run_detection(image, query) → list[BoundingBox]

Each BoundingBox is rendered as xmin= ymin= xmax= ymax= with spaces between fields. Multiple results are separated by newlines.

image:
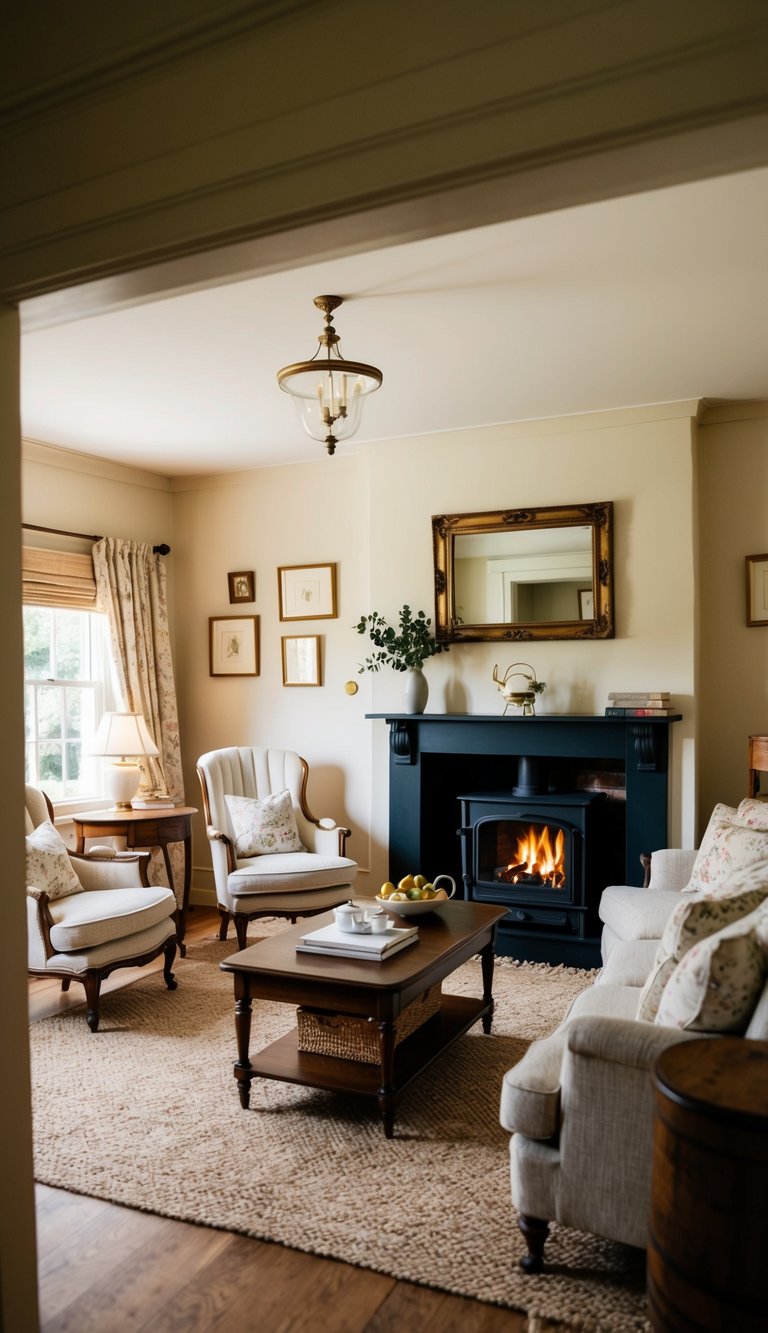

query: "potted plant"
xmin=354 ymin=605 xmax=448 ymax=713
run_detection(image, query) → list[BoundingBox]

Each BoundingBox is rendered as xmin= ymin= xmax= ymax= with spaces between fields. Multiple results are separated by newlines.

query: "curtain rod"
xmin=22 ymin=523 xmax=170 ymax=555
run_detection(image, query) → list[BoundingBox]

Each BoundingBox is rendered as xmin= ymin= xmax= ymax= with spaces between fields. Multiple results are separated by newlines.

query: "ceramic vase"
xmin=401 ymin=667 xmax=429 ymax=714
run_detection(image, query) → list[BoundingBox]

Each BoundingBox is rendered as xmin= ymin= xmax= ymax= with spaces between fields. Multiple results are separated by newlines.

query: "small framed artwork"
xmin=278 ymin=563 xmax=337 ymax=621
xmin=209 ymin=616 xmax=259 ymax=676
xmin=281 ymin=635 xmax=321 ymax=686
xmin=746 ymin=554 xmax=768 ymax=626
xmin=228 ymin=570 xmax=255 ymax=604
xmin=578 ymin=587 xmax=594 ymax=620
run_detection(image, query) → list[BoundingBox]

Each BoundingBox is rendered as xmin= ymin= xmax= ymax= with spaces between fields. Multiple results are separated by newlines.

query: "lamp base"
xmin=104 ymin=762 xmax=141 ymax=810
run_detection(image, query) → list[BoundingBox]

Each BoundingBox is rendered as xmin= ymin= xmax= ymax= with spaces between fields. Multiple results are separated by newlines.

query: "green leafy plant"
xmin=354 ymin=605 xmax=449 ymax=673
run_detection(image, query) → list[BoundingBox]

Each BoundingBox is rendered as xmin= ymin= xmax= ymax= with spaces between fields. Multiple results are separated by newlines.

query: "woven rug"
xmin=29 ymin=935 xmax=649 ymax=1332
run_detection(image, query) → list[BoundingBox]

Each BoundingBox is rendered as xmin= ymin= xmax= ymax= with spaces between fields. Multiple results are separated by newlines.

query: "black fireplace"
xmin=368 ymin=712 xmax=681 ymax=967
xmin=458 ymin=790 xmax=614 ymax=961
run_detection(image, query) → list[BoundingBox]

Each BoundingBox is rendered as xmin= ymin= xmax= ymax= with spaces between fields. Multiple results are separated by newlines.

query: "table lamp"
xmin=90 ymin=711 xmax=160 ymax=810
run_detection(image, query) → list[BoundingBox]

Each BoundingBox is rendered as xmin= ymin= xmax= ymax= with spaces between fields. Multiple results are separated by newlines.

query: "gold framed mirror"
xmin=432 ymin=501 xmax=614 ymax=641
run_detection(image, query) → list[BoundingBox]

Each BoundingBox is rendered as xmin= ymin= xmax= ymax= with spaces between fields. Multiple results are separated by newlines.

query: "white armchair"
xmin=196 ymin=746 xmax=357 ymax=948
xmin=25 ymin=785 xmax=178 ymax=1031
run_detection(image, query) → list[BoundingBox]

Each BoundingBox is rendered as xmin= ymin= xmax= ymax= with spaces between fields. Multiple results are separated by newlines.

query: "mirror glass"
xmin=432 ymin=503 xmax=614 ymax=642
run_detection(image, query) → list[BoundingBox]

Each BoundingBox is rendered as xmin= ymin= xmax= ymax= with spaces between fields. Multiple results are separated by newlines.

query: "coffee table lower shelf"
xmin=235 ymin=994 xmax=487 ymax=1134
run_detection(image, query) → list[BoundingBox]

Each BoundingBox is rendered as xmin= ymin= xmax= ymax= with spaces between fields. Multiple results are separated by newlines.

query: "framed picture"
xmin=746 ymin=554 xmax=768 ymax=626
xmin=278 ymin=563 xmax=337 ymax=621
xmin=578 ymin=587 xmax=594 ymax=619
xmin=228 ymin=570 xmax=255 ymax=604
xmin=281 ymin=635 xmax=321 ymax=686
xmin=209 ymin=616 xmax=259 ymax=676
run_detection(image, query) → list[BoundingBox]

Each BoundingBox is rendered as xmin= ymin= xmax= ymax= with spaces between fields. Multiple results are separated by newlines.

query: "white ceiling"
xmin=19 ymin=166 xmax=768 ymax=476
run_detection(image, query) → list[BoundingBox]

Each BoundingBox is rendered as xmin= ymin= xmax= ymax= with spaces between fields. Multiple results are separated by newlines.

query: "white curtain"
xmin=93 ymin=538 xmax=185 ymax=894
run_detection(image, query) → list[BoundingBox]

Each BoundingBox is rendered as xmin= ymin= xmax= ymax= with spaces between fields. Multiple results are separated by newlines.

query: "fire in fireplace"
xmin=494 ymin=824 xmax=565 ymax=888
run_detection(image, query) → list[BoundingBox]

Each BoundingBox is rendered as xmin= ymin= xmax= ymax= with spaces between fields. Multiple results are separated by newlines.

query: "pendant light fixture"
xmin=277 ymin=295 xmax=382 ymax=455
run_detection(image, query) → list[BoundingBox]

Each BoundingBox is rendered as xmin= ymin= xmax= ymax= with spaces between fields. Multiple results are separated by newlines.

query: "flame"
xmin=506 ymin=825 xmax=565 ymax=887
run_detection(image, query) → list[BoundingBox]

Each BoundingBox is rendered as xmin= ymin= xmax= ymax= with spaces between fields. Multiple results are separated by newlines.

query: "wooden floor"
xmin=30 ymin=907 xmax=547 ymax=1333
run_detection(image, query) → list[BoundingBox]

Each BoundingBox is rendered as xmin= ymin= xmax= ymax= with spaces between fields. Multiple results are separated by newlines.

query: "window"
xmin=24 ymin=606 xmax=114 ymax=803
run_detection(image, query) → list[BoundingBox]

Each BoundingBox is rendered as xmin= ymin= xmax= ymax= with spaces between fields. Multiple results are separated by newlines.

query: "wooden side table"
xmin=648 ymin=1038 xmax=768 ymax=1332
xmin=73 ymin=806 xmax=197 ymax=954
xmin=748 ymin=734 xmax=768 ymax=798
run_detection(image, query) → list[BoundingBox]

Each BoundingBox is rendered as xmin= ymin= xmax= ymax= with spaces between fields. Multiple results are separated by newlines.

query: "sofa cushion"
xmin=26 ymin=822 xmax=83 ymax=901
xmin=48 ymin=885 xmax=176 ymax=952
xmin=683 ymin=822 xmax=768 ymax=897
xmin=655 ymin=902 xmax=768 ymax=1032
xmin=225 ymin=790 xmax=306 ymax=856
xmin=597 ymin=937 xmax=658 ymax=988
xmin=229 ymin=852 xmax=357 ymax=897
xmin=598 ymin=887 xmax=681 ymax=943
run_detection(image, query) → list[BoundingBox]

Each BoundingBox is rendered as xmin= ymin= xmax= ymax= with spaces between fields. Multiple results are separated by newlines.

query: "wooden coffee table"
xmin=220 ymin=900 xmax=507 ymax=1137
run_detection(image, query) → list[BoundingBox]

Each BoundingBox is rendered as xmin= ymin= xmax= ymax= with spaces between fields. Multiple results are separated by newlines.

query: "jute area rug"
xmin=30 ymin=932 xmax=649 ymax=1332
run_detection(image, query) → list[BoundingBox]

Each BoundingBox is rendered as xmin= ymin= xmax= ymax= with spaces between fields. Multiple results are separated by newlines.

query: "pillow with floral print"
xmin=225 ymin=790 xmax=306 ymax=856
xmin=655 ymin=902 xmax=768 ymax=1032
xmin=683 ymin=822 xmax=768 ymax=897
xmin=734 ymin=798 xmax=768 ymax=831
xmin=636 ymin=883 xmax=768 ymax=1021
xmin=26 ymin=822 xmax=83 ymax=900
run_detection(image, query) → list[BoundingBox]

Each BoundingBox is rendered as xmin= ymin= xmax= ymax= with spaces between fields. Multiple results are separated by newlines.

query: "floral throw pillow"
xmin=26 ymin=822 xmax=83 ymax=900
xmin=734 ymin=798 xmax=768 ymax=831
xmin=635 ymin=884 xmax=768 ymax=1022
xmin=225 ymin=790 xmax=306 ymax=857
xmin=655 ymin=902 xmax=768 ymax=1032
xmin=684 ymin=822 xmax=768 ymax=897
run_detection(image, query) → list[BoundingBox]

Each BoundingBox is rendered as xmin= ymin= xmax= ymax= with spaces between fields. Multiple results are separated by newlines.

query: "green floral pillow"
xmin=684 ymin=822 xmax=768 ymax=897
xmin=225 ymin=790 xmax=306 ymax=857
xmin=26 ymin=822 xmax=83 ymax=900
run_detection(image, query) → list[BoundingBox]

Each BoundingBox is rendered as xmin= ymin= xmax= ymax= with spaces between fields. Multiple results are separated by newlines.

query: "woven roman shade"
xmin=22 ymin=546 xmax=97 ymax=609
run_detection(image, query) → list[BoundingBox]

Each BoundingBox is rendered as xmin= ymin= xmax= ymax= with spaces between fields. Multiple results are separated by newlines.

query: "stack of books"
xmin=605 ymin=692 xmax=675 ymax=717
xmin=296 ymin=921 xmax=418 ymax=961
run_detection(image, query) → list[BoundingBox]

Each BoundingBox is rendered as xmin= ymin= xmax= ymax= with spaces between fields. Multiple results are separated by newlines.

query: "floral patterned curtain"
xmin=93 ymin=538 xmax=184 ymax=896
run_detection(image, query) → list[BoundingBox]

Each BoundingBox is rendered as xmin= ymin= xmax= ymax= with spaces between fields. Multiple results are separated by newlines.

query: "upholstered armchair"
xmin=196 ymin=746 xmax=357 ymax=947
xmin=26 ymin=785 xmax=179 ymax=1031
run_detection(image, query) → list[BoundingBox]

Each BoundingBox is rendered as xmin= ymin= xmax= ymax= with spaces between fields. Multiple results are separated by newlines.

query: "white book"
xmin=296 ymin=933 xmax=418 ymax=962
xmin=298 ymin=921 xmax=418 ymax=958
xmin=131 ymin=798 xmax=177 ymax=808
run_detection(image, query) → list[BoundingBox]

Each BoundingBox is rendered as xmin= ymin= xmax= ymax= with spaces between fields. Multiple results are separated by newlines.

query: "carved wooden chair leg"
xmin=218 ymin=909 xmax=230 ymax=941
xmin=518 ymin=1214 xmax=550 ymax=1273
xmin=82 ymin=972 xmax=102 ymax=1033
xmin=163 ymin=939 xmax=178 ymax=990
xmin=234 ymin=915 xmax=249 ymax=950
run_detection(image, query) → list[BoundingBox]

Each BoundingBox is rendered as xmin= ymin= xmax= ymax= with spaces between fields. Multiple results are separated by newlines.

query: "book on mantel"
xmin=296 ymin=921 xmax=418 ymax=962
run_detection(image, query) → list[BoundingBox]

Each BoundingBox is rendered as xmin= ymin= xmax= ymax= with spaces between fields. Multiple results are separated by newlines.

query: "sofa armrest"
xmin=643 ymin=848 xmax=697 ymax=891
xmin=564 ymin=1014 xmax=702 ymax=1072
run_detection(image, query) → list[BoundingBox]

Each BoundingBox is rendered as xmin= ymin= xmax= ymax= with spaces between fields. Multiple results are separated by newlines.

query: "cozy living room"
xmin=4 ymin=6 xmax=768 ymax=1332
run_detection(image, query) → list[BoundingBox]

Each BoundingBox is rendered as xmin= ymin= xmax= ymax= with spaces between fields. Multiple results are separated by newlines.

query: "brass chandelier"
xmin=277 ymin=295 xmax=382 ymax=455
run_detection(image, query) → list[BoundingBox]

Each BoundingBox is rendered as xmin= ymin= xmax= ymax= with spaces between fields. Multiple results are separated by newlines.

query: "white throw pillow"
xmin=655 ymin=902 xmax=768 ymax=1032
xmin=26 ymin=822 xmax=83 ymax=900
xmin=734 ymin=798 xmax=768 ymax=831
xmin=225 ymin=791 xmax=306 ymax=857
xmin=683 ymin=822 xmax=768 ymax=897
xmin=635 ymin=884 xmax=768 ymax=1022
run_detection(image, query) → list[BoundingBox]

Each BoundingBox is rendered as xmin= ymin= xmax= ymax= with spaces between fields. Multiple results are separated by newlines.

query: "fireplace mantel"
xmin=367 ymin=712 xmax=682 ymax=963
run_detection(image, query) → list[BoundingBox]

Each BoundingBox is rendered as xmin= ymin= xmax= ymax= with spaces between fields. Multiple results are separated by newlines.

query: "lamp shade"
xmin=90 ymin=712 xmax=160 ymax=759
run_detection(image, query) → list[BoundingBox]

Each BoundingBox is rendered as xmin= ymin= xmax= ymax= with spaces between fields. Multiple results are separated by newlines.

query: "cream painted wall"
xmin=698 ymin=406 xmax=768 ymax=818
xmin=362 ymin=407 xmax=699 ymax=869
xmin=171 ymin=454 xmax=377 ymax=898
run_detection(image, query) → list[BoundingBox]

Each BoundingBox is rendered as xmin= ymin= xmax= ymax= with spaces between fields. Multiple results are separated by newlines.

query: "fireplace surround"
xmin=368 ymin=712 xmax=681 ymax=965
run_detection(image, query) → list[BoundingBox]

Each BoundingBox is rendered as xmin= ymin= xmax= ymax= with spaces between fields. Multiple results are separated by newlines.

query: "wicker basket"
xmin=296 ymin=984 xmax=441 ymax=1064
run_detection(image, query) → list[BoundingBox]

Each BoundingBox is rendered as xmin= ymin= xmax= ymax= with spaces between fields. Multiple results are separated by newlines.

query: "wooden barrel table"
xmin=648 ymin=1038 xmax=768 ymax=1331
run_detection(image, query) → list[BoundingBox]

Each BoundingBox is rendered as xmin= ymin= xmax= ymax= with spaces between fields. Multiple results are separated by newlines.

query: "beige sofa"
xmin=499 ymin=806 xmax=768 ymax=1273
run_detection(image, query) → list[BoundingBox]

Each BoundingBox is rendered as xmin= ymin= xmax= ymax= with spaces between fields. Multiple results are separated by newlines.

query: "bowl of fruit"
xmin=375 ymin=873 xmax=456 ymax=916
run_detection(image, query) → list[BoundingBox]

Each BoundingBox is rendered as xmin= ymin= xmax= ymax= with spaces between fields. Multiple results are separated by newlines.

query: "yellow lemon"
xmin=379 ymin=881 xmax=396 ymax=898
xmin=398 ymin=873 xmax=415 ymax=891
